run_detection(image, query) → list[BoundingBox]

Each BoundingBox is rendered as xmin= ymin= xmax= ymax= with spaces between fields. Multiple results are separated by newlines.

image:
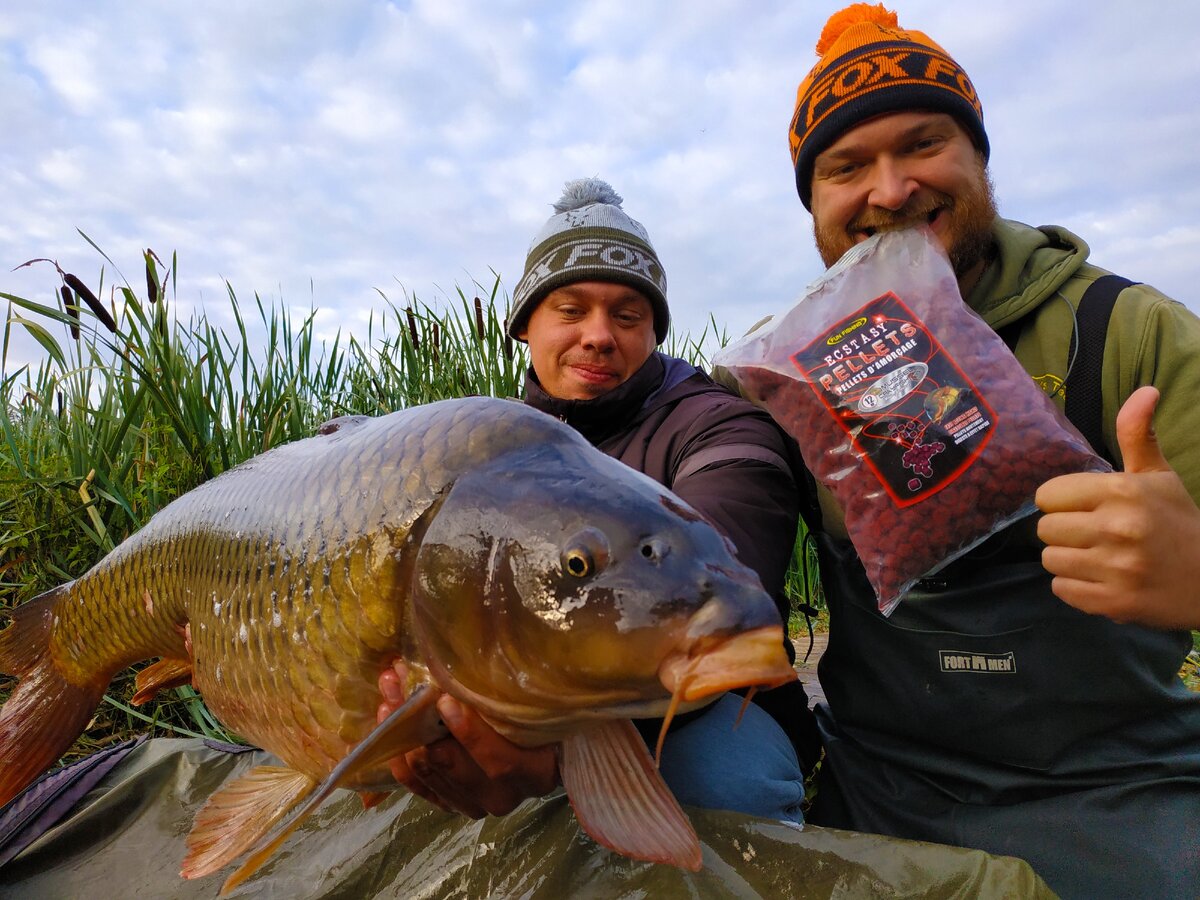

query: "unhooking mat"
xmin=0 ymin=737 xmax=1056 ymax=899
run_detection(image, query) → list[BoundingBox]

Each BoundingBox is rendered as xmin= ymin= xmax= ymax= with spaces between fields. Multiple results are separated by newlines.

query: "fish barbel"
xmin=0 ymin=397 xmax=796 ymax=892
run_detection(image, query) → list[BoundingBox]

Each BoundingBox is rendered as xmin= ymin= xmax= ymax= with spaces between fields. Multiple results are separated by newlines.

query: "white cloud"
xmin=24 ymin=33 xmax=106 ymax=114
xmin=0 ymin=0 xmax=1197 ymax=378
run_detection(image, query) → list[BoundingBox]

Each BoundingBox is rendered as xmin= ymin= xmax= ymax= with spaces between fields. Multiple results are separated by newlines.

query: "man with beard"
xmin=376 ymin=178 xmax=817 ymax=831
xmin=786 ymin=4 xmax=1200 ymax=898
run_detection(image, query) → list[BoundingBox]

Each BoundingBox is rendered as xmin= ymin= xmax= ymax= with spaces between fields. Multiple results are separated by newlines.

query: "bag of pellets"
xmin=713 ymin=226 xmax=1110 ymax=614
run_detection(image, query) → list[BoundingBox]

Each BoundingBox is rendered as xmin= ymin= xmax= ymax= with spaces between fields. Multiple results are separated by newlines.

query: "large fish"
xmin=0 ymin=397 xmax=796 ymax=893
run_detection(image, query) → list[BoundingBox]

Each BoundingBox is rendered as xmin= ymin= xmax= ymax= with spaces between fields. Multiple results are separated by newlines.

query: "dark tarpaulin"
xmin=0 ymin=738 xmax=1056 ymax=899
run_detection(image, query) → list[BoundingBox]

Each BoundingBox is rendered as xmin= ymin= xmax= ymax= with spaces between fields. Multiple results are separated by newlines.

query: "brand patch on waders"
xmin=938 ymin=650 xmax=1016 ymax=673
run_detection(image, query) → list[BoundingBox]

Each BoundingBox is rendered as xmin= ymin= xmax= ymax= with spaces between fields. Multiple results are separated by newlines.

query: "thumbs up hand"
xmin=1036 ymin=386 xmax=1200 ymax=630
xmin=1112 ymin=384 xmax=1173 ymax=475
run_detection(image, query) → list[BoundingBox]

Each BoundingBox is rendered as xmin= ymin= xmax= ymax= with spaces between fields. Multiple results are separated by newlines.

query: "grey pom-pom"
xmin=553 ymin=177 xmax=623 ymax=214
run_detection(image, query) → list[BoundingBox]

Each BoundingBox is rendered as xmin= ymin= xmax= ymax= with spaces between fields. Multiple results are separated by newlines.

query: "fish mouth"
xmin=657 ymin=625 xmax=797 ymax=702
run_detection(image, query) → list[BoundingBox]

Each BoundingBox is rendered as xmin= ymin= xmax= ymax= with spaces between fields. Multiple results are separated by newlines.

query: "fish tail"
xmin=0 ymin=585 xmax=109 ymax=808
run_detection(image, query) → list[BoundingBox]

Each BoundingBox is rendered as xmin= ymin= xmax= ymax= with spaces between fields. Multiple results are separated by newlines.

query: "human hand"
xmin=377 ymin=660 xmax=560 ymax=818
xmin=1036 ymin=386 xmax=1200 ymax=630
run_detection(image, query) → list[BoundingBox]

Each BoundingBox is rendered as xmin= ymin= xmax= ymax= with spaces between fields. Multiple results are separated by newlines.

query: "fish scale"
xmin=181 ymin=425 xmax=420 ymax=775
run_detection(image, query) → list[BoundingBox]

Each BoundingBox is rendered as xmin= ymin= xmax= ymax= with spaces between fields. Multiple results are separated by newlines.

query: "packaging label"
xmin=790 ymin=291 xmax=997 ymax=507
xmin=939 ymin=650 xmax=1017 ymax=674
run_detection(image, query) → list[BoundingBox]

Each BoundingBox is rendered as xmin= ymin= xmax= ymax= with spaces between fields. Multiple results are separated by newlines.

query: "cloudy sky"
xmin=2 ymin=1 xmax=1198 ymax=371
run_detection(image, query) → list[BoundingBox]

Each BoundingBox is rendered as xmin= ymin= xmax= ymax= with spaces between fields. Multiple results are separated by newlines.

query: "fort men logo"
xmin=939 ymin=650 xmax=1016 ymax=674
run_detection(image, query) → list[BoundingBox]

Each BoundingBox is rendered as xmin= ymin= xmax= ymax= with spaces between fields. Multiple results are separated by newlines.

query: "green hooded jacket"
xmin=966 ymin=217 xmax=1200 ymax=501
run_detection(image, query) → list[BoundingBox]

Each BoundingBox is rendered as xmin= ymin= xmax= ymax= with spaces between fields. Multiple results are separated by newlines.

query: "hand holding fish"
xmin=377 ymin=660 xmax=559 ymax=817
xmin=1037 ymin=386 xmax=1200 ymax=629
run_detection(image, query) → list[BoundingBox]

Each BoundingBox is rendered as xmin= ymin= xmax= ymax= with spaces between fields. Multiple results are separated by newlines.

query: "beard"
xmin=813 ymin=161 xmax=998 ymax=279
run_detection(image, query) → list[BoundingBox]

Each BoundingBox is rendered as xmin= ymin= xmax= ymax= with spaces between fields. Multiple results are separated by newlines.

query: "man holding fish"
xmin=773 ymin=4 xmax=1200 ymax=898
xmin=377 ymin=177 xmax=821 ymax=826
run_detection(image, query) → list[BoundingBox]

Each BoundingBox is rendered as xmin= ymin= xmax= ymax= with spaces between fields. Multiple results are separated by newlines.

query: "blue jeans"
xmin=652 ymin=693 xmax=806 ymax=824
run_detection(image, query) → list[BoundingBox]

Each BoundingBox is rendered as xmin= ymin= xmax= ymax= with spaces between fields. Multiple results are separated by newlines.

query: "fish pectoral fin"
xmin=181 ymin=765 xmax=316 ymax=883
xmin=337 ymin=681 xmax=451 ymax=777
xmin=214 ymin=684 xmax=449 ymax=896
xmin=131 ymin=657 xmax=194 ymax=705
xmin=559 ymin=719 xmax=702 ymax=872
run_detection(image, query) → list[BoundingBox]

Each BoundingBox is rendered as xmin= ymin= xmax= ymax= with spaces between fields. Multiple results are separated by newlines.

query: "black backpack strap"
xmin=1063 ymin=275 xmax=1136 ymax=464
xmin=790 ymin=435 xmax=823 ymax=532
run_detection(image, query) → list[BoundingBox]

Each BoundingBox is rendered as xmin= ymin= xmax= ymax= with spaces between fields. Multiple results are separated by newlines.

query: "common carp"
xmin=0 ymin=397 xmax=796 ymax=893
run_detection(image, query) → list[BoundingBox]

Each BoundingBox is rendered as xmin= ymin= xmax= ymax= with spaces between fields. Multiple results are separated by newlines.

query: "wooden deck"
xmin=793 ymin=630 xmax=828 ymax=708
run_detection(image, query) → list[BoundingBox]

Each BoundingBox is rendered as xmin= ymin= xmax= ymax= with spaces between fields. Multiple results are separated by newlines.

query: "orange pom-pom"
xmin=816 ymin=3 xmax=899 ymax=56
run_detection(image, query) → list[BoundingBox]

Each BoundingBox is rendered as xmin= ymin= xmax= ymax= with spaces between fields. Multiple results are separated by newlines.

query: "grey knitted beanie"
xmin=507 ymin=177 xmax=669 ymax=343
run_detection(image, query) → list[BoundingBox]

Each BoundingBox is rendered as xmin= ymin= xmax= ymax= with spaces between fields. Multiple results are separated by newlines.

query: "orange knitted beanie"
xmin=789 ymin=4 xmax=987 ymax=209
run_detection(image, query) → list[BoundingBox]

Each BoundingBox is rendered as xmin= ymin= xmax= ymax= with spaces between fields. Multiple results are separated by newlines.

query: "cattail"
xmin=405 ymin=307 xmax=420 ymax=351
xmin=63 ymin=274 xmax=117 ymax=333
xmin=145 ymin=251 xmax=159 ymax=304
xmin=61 ymin=285 xmax=80 ymax=340
xmin=502 ymin=317 xmax=513 ymax=361
xmin=473 ymin=296 xmax=485 ymax=341
xmin=432 ymin=321 xmax=441 ymax=367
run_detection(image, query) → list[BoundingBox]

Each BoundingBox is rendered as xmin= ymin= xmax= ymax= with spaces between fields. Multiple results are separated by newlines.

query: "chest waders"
xmin=807 ymin=276 xmax=1200 ymax=899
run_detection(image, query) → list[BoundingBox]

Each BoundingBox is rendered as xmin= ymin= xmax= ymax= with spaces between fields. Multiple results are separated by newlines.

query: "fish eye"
xmin=561 ymin=527 xmax=610 ymax=579
xmin=640 ymin=538 xmax=667 ymax=563
xmin=563 ymin=548 xmax=593 ymax=577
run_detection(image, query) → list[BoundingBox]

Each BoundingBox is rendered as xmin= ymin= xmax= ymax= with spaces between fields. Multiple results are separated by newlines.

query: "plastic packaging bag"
xmin=714 ymin=227 xmax=1110 ymax=614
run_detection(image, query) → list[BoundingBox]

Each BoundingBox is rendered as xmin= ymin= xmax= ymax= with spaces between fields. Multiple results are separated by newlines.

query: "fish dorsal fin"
xmin=560 ymin=719 xmax=702 ymax=871
xmin=181 ymin=765 xmax=316 ymax=882
xmin=215 ymin=684 xmax=449 ymax=894
xmin=131 ymin=657 xmax=194 ymax=705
